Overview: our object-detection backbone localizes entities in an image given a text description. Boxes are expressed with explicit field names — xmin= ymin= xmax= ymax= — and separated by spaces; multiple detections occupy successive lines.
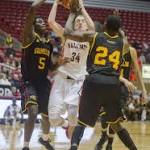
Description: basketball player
xmin=94 ymin=28 xmax=147 ymax=150
xmin=66 ymin=15 xmax=138 ymax=150
xmin=21 ymin=0 xmax=58 ymax=149
xmin=47 ymin=0 xmax=95 ymax=138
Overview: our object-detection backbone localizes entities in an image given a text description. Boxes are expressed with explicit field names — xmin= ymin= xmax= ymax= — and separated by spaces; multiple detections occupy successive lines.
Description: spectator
xmin=0 ymin=73 xmax=11 ymax=86
xmin=3 ymin=100 xmax=22 ymax=125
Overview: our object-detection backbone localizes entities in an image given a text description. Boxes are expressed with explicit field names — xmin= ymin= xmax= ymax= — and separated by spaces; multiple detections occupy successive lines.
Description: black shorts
xmin=21 ymin=79 xmax=51 ymax=116
xmin=78 ymin=74 xmax=123 ymax=127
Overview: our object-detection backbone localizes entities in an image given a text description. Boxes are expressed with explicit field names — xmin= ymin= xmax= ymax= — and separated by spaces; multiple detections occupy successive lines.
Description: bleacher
xmin=0 ymin=0 xmax=150 ymax=45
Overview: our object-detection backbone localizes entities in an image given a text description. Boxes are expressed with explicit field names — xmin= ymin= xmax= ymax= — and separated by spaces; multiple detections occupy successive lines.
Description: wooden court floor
xmin=0 ymin=121 xmax=150 ymax=150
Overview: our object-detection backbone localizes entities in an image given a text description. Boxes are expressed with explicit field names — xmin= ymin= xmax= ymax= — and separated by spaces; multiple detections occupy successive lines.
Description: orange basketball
xmin=60 ymin=0 xmax=71 ymax=9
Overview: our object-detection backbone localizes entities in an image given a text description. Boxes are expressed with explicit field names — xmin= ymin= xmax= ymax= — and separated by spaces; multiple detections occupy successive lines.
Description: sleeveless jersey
xmin=58 ymin=39 xmax=90 ymax=80
xmin=121 ymin=48 xmax=132 ymax=80
xmin=87 ymin=32 xmax=124 ymax=76
xmin=21 ymin=33 xmax=53 ymax=82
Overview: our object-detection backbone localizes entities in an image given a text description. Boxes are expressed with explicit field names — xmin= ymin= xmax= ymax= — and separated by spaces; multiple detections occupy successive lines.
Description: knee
xmin=28 ymin=105 xmax=38 ymax=121
xmin=49 ymin=114 xmax=63 ymax=127
xmin=68 ymin=115 xmax=77 ymax=126
xmin=110 ymin=122 xmax=123 ymax=133
xmin=68 ymin=105 xmax=78 ymax=126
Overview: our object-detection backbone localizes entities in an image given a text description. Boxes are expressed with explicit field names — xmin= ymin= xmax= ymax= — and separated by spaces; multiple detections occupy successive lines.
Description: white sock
xmin=42 ymin=134 xmax=49 ymax=141
xmin=24 ymin=142 xmax=29 ymax=147
xmin=62 ymin=119 xmax=69 ymax=128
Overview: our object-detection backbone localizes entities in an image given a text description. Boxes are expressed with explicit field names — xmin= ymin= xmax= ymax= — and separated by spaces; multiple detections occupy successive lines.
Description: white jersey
xmin=58 ymin=39 xmax=90 ymax=80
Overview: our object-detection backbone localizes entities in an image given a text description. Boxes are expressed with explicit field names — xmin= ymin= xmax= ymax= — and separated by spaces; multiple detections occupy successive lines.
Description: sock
xmin=62 ymin=119 xmax=69 ymax=128
xmin=97 ymin=131 xmax=108 ymax=147
xmin=107 ymin=137 xmax=114 ymax=145
xmin=23 ymin=142 xmax=29 ymax=147
xmin=107 ymin=126 xmax=114 ymax=145
xmin=42 ymin=134 xmax=49 ymax=141
xmin=71 ymin=125 xmax=85 ymax=147
xmin=117 ymin=128 xmax=137 ymax=150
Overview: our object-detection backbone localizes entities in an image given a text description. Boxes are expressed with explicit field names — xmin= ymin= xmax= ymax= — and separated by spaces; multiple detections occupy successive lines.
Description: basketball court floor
xmin=0 ymin=121 xmax=150 ymax=150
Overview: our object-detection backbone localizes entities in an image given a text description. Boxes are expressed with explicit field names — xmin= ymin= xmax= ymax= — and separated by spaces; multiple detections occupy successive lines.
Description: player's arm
xmin=130 ymin=47 xmax=147 ymax=100
xmin=119 ymin=29 xmax=130 ymax=54
xmin=22 ymin=0 xmax=46 ymax=47
xmin=48 ymin=0 xmax=64 ymax=38
xmin=78 ymin=0 xmax=95 ymax=31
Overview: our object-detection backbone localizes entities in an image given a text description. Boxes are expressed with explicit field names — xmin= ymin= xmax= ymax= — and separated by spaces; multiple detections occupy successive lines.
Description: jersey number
xmin=71 ymin=52 xmax=80 ymax=63
xmin=38 ymin=57 xmax=46 ymax=70
xmin=94 ymin=46 xmax=121 ymax=70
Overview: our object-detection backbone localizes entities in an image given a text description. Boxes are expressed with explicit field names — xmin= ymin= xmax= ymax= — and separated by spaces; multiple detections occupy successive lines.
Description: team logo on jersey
xmin=68 ymin=42 xmax=88 ymax=50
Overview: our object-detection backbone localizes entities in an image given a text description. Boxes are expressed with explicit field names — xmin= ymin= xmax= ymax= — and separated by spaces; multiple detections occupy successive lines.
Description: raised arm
xmin=48 ymin=0 xmax=64 ymax=38
xmin=78 ymin=0 xmax=95 ymax=31
xmin=130 ymin=47 xmax=147 ymax=101
xmin=22 ymin=0 xmax=46 ymax=47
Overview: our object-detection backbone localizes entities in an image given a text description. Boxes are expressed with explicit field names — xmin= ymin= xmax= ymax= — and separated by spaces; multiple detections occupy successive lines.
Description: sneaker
xmin=39 ymin=137 xmax=54 ymax=150
xmin=95 ymin=135 xmax=108 ymax=150
xmin=106 ymin=144 xmax=112 ymax=150
xmin=95 ymin=143 xmax=102 ymax=150
xmin=69 ymin=146 xmax=78 ymax=150
xmin=22 ymin=147 xmax=30 ymax=150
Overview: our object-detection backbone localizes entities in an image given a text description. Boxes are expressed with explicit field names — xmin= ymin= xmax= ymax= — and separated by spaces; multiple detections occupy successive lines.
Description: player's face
xmin=74 ymin=15 xmax=88 ymax=32
xmin=35 ymin=18 xmax=46 ymax=32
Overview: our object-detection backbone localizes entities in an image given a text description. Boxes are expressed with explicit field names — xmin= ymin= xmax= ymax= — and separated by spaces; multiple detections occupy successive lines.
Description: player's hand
xmin=120 ymin=77 xmax=137 ymax=93
xmin=78 ymin=0 xmax=84 ymax=8
xmin=55 ymin=0 xmax=61 ymax=4
xmin=70 ymin=0 xmax=80 ymax=13
xmin=57 ymin=56 xmax=70 ymax=65
xmin=141 ymin=91 xmax=148 ymax=105
xmin=124 ymin=80 xmax=136 ymax=93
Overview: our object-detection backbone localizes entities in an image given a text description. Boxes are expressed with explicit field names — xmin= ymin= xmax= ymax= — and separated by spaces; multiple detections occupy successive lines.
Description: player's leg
xmin=65 ymin=80 xmax=83 ymax=139
xmin=70 ymin=123 xmax=86 ymax=150
xmin=95 ymin=114 xmax=108 ymax=150
xmin=66 ymin=104 xmax=78 ymax=139
xmin=70 ymin=78 xmax=102 ymax=150
xmin=21 ymin=83 xmax=38 ymax=150
xmin=105 ymin=83 xmax=137 ymax=150
xmin=48 ymin=73 xmax=69 ymax=128
xmin=110 ymin=122 xmax=137 ymax=150
xmin=38 ymin=80 xmax=54 ymax=150
xmin=106 ymin=126 xmax=114 ymax=150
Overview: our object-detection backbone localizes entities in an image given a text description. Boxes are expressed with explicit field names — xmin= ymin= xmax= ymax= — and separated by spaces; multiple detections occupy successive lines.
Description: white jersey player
xmin=48 ymin=0 xmax=95 ymax=138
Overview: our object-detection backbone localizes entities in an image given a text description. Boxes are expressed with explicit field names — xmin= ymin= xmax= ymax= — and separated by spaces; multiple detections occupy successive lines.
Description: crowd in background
xmin=0 ymin=32 xmax=150 ymax=122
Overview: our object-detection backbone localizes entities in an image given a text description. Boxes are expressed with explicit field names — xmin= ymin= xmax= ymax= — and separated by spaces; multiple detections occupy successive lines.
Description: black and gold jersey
xmin=121 ymin=49 xmax=132 ymax=80
xmin=21 ymin=33 xmax=53 ymax=82
xmin=87 ymin=32 xmax=124 ymax=76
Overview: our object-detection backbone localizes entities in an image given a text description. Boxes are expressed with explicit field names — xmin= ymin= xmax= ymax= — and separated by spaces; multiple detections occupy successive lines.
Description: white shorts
xmin=48 ymin=72 xmax=83 ymax=118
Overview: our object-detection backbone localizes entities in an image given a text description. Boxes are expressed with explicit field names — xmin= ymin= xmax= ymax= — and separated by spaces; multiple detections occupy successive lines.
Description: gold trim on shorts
xmin=22 ymin=101 xmax=38 ymax=113
xmin=107 ymin=117 xmax=125 ymax=124
xmin=99 ymin=111 xmax=106 ymax=116
xmin=78 ymin=119 xmax=93 ymax=128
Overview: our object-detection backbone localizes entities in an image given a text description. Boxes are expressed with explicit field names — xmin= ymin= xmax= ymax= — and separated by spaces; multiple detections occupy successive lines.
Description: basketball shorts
xmin=21 ymin=79 xmax=51 ymax=116
xmin=78 ymin=74 xmax=123 ymax=127
xmin=48 ymin=72 xmax=83 ymax=119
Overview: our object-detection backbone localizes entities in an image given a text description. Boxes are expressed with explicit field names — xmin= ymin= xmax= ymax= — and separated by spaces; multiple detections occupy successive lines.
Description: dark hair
xmin=33 ymin=16 xmax=43 ymax=26
xmin=105 ymin=15 xmax=121 ymax=33
xmin=94 ymin=21 xmax=103 ymax=32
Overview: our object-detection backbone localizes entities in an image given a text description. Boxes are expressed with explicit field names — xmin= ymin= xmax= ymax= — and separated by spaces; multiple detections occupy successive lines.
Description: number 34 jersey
xmin=87 ymin=32 xmax=124 ymax=76
xmin=21 ymin=33 xmax=53 ymax=82
xmin=58 ymin=39 xmax=90 ymax=80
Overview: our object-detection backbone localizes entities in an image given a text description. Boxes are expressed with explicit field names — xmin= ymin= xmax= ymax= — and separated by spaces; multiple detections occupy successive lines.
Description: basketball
xmin=60 ymin=0 xmax=71 ymax=9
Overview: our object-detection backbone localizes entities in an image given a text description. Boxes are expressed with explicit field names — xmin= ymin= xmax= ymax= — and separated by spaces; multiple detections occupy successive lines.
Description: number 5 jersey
xmin=21 ymin=33 xmax=53 ymax=82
